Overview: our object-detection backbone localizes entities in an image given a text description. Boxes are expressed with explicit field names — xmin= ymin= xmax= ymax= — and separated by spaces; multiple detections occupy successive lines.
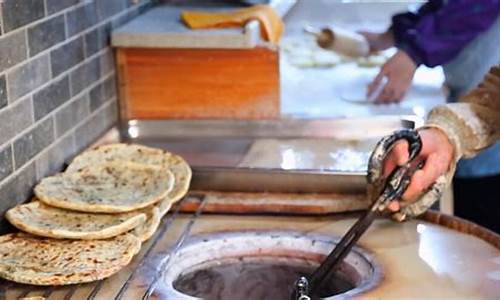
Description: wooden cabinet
xmin=116 ymin=47 xmax=280 ymax=121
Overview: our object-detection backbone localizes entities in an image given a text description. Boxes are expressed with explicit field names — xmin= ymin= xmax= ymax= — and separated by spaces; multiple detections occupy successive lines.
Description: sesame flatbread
xmin=66 ymin=144 xmax=171 ymax=173
xmin=0 ymin=232 xmax=141 ymax=285
xmin=6 ymin=201 xmax=147 ymax=240
xmin=35 ymin=162 xmax=174 ymax=213
xmin=67 ymin=143 xmax=192 ymax=210
xmin=162 ymin=154 xmax=192 ymax=208
xmin=133 ymin=206 xmax=162 ymax=242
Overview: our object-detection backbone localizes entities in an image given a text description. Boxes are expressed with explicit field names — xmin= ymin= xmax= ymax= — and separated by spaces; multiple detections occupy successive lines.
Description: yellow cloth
xmin=181 ymin=5 xmax=284 ymax=44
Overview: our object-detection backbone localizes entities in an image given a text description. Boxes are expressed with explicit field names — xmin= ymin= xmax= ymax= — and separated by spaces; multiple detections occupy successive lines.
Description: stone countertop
xmin=112 ymin=0 xmax=296 ymax=49
xmin=2 ymin=197 xmax=498 ymax=299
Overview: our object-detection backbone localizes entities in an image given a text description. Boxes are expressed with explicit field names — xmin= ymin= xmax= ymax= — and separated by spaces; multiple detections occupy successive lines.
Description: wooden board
xmin=116 ymin=48 xmax=280 ymax=120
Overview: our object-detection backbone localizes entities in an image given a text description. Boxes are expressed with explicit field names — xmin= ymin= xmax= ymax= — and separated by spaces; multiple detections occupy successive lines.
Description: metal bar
xmin=63 ymin=285 xmax=78 ymax=300
xmin=113 ymin=196 xmax=189 ymax=300
xmin=18 ymin=288 xmax=34 ymax=299
xmin=0 ymin=280 xmax=13 ymax=300
xmin=42 ymin=287 xmax=54 ymax=298
xmin=86 ymin=281 xmax=104 ymax=300
xmin=191 ymin=167 xmax=366 ymax=193
xmin=124 ymin=117 xmax=417 ymax=140
xmin=142 ymin=196 xmax=207 ymax=300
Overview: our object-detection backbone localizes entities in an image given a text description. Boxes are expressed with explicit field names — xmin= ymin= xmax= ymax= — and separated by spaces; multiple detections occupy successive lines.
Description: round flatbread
xmin=66 ymin=144 xmax=171 ymax=173
xmin=133 ymin=206 xmax=161 ymax=242
xmin=0 ymin=232 xmax=141 ymax=285
xmin=67 ymin=144 xmax=192 ymax=208
xmin=6 ymin=201 xmax=147 ymax=240
xmin=163 ymin=154 xmax=192 ymax=207
xmin=35 ymin=162 xmax=174 ymax=213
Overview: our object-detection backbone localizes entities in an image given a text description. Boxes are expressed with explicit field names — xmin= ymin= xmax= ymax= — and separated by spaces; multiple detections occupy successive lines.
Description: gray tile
xmin=28 ymin=15 xmax=66 ymax=56
xmin=74 ymin=101 xmax=116 ymax=151
xmin=46 ymin=0 xmax=79 ymax=15
xmin=0 ymin=10 xmax=3 ymax=36
xmin=55 ymin=93 xmax=90 ymax=137
xmin=99 ymin=49 xmax=115 ymax=76
xmin=50 ymin=37 xmax=85 ymax=77
xmin=0 ymin=75 xmax=7 ymax=109
xmin=84 ymin=28 xmax=100 ymax=57
xmin=87 ymin=22 xmax=112 ymax=55
xmin=85 ymin=23 xmax=113 ymax=57
xmin=0 ymin=162 xmax=37 ymax=219
xmin=0 ymin=145 xmax=13 ymax=183
xmin=102 ymin=75 xmax=117 ymax=101
xmin=0 ymin=30 xmax=28 ymax=73
xmin=102 ymin=99 xmax=118 ymax=129
xmin=66 ymin=2 xmax=98 ymax=37
xmin=95 ymin=0 xmax=126 ymax=22
xmin=1 ymin=0 xmax=45 ymax=32
xmin=13 ymin=117 xmax=55 ymax=169
xmin=0 ymin=98 xmax=34 ymax=145
xmin=7 ymin=54 xmax=51 ymax=101
xmin=36 ymin=133 xmax=75 ymax=180
xmin=70 ymin=56 xmax=101 ymax=96
xmin=89 ymin=81 xmax=105 ymax=112
xmin=33 ymin=76 xmax=71 ymax=121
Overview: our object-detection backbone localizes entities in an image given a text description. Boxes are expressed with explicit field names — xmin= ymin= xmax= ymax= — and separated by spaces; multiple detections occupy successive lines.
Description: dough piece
xmin=6 ymin=201 xmax=147 ymax=240
xmin=35 ymin=162 xmax=174 ymax=213
xmin=0 ymin=232 xmax=141 ymax=285
xmin=356 ymin=53 xmax=387 ymax=68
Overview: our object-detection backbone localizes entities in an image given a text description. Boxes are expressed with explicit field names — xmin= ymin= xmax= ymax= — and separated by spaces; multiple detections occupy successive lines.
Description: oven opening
xmin=161 ymin=231 xmax=381 ymax=299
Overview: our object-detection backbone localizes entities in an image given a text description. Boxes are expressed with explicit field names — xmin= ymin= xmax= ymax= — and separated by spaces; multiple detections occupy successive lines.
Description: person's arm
xmin=427 ymin=66 xmax=500 ymax=160
xmin=368 ymin=0 xmax=500 ymax=103
xmin=382 ymin=65 xmax=500 ymax=214
xmin=360 ymin=0 xmax=441 ymax=52
xmin=393 ymin=0 xmax=500 ymax=67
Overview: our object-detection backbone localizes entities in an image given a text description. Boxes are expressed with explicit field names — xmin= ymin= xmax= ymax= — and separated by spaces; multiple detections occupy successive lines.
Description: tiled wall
xmin=0 ymin=0 xmax=153 ymax=224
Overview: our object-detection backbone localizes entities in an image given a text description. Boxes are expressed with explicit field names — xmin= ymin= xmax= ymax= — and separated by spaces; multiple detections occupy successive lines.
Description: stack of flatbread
xmin=0 ymin=144 xmax=192 ymax=285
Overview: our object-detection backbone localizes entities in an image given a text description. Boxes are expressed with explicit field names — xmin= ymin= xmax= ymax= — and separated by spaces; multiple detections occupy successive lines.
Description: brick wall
xmin=0 ymin=0 xmax=153 ymax=223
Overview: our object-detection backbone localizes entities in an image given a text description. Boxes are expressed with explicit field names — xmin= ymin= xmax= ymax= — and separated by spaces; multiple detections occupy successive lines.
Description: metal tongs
xmin=292 ymin=129 xmax=423 ymax=300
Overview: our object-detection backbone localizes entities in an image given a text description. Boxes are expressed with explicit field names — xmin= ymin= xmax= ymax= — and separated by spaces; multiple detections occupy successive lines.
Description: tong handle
xmin=307 ymin=207 xmax=378 ymax=297
xmin=367 ymin=129 xmax=422 ymax=186
xmin=305 ymin=130 xmax=423 ymax=297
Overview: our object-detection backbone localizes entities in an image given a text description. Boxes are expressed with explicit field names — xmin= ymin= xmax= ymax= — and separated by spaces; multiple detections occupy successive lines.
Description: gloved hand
xmin=382 ymin=128 xmax=454 ymax=214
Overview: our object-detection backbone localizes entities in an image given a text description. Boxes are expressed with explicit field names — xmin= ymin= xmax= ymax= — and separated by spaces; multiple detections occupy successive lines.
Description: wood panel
xmin=117 ymin=48 xmax=280 ymax=120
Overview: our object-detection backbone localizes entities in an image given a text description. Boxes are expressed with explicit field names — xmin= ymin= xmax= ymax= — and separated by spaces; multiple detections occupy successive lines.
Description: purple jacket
xmin=391 ymin=0 xmax=500 ymax=67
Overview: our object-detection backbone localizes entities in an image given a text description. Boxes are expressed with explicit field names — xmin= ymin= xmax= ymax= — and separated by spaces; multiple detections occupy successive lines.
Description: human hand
xmin=367 ymin=50 xmax=417 ymax=104
xmin=358 ymin=30 xmax=394 ymax=52
xmin=382 ymin=128 xmax=454 ymax=212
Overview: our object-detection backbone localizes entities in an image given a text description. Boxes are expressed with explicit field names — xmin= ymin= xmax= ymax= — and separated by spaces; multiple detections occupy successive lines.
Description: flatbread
xmin=163 ymin=154 xmax=192 ymax=207
xmin=0 ymin=232 xmax=141 ymax=285
xmin=6 ymin=201 xmax=147 ymax=240
xmin=67 ymin=144 xmax=192 ymax=209
xmin=66 ymin=143 xmax=171 ymax=173
xmin=35 ymin=162 xmax=174 ymax=213
xmin=133 ymin=206 xmax=162 ymax=242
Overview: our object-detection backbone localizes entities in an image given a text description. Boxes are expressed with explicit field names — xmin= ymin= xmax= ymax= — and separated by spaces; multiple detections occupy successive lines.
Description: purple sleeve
xmin=391 ymin=0 xmax=500 ymax=67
